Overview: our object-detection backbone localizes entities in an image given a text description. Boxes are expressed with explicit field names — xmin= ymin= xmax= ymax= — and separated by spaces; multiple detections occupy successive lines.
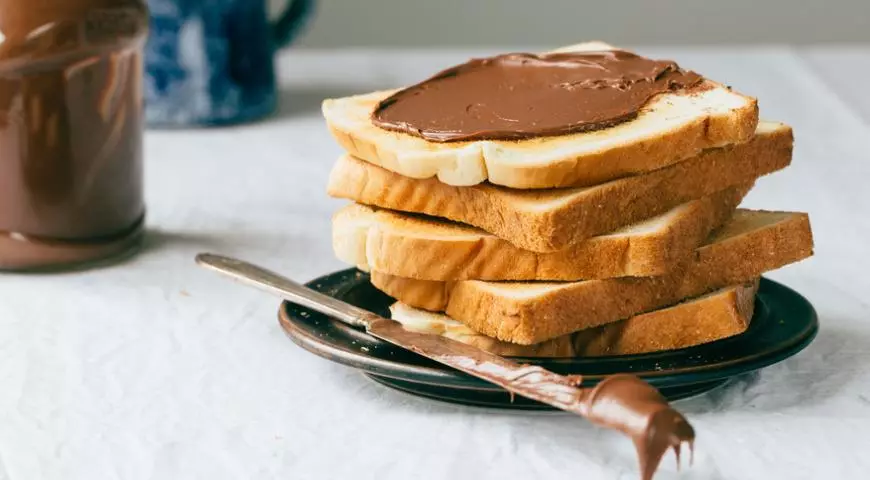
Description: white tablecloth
xmin=2 ymin=47 xmax=868 ymax=480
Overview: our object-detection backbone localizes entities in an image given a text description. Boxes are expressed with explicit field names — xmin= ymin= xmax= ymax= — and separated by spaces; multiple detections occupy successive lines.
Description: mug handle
xmin=272 ymin=0 xmax=315 ymax=49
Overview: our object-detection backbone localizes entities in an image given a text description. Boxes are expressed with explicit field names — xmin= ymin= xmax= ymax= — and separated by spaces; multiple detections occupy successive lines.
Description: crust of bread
xmin=388 ymin=280 xmax=758 ymax=357
xmin=328 ymin=122 xmax=792 ymax=252
xmin=572 ymin=279 xmax=758 ymax=356
xmin=322 ymin=42 xmax=759 ymax=189
xmin=371 ymin=210 xmax=813 ymax=344
xmin=332 ymin=184 xmax=748 ymax=281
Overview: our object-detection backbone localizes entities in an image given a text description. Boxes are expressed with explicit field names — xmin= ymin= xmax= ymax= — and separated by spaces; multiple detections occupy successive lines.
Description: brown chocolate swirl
xmin=585 ymin=375 xmax=695 ymax=480
xmin=371 ymin=50 xmax=703 ymax=142
xmin=366 ymin=318 xmax=695 ymax=480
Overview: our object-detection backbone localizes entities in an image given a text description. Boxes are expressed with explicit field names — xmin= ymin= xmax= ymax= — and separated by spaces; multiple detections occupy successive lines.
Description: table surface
xmin=2 ymin=46 xmax=869 ymax=480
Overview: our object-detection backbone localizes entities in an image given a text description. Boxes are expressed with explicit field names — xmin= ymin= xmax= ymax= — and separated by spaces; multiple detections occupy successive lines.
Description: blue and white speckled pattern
xmin=144 ymin=0 xmax=312 ymax=126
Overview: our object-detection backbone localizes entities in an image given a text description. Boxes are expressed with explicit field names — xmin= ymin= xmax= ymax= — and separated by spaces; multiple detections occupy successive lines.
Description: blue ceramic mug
xmin=144 ymin=0 xmax=314 ymax=126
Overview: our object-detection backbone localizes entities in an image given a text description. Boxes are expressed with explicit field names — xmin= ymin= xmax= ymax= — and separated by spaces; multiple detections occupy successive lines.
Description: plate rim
xmin=279 ymin=269 xmax=818 ymax=389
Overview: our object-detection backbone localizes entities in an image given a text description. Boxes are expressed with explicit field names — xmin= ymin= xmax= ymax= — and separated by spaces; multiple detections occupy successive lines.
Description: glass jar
xmin=0 ymin=0 xmax=149 ymax=271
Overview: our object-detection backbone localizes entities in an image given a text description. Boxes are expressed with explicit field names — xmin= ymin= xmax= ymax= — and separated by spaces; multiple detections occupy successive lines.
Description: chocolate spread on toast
xmin=372 ymin=50 xmax=703 ymax=142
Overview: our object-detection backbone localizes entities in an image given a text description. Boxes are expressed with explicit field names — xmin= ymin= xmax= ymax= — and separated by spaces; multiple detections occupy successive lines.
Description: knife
xmin=195 ymin=253 xmax=693 ymax=480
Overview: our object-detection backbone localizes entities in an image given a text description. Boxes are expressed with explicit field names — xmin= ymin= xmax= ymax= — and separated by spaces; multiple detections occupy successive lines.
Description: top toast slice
xmin=322 ymin=42 xmax=759 ymax=189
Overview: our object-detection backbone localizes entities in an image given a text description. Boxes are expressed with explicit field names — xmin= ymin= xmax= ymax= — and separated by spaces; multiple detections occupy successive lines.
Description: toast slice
xmin=389 ymin=280 xmax=758 ymax=357
xmin=371 ymin=210 xmax=813 ymax=344
xmin=333 ymin=184 xmax=748 ymax=281
xmin=328 ymin=121 xmax=792 ymax=252
xmin=323 ymin=42 xmax=758 ymax=189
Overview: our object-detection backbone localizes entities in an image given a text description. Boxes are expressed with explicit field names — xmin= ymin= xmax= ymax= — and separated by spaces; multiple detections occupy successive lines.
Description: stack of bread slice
xmin=323 ymin=42 xmax=814 ymax=357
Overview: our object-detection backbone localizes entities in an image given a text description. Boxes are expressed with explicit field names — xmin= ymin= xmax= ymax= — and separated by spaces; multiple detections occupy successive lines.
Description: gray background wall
xmin=271 ymin=0 xmax=870 ymax=47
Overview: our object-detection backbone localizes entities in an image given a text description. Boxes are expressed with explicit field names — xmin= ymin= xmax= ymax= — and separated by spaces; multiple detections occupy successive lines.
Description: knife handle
xmin=195 ymin=253 xmax=375 ymax=328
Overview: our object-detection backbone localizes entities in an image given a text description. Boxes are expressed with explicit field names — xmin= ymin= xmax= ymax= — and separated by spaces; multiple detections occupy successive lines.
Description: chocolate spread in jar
xmin=371 ymin=50 xmax=704 ymax=142
xmin=0 ymin=0 xmax=149 ymax=270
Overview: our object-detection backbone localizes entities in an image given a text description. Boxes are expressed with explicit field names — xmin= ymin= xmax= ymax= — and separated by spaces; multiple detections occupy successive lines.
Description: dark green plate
xmin=279 ymin=269 xmax=818 ymax=410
